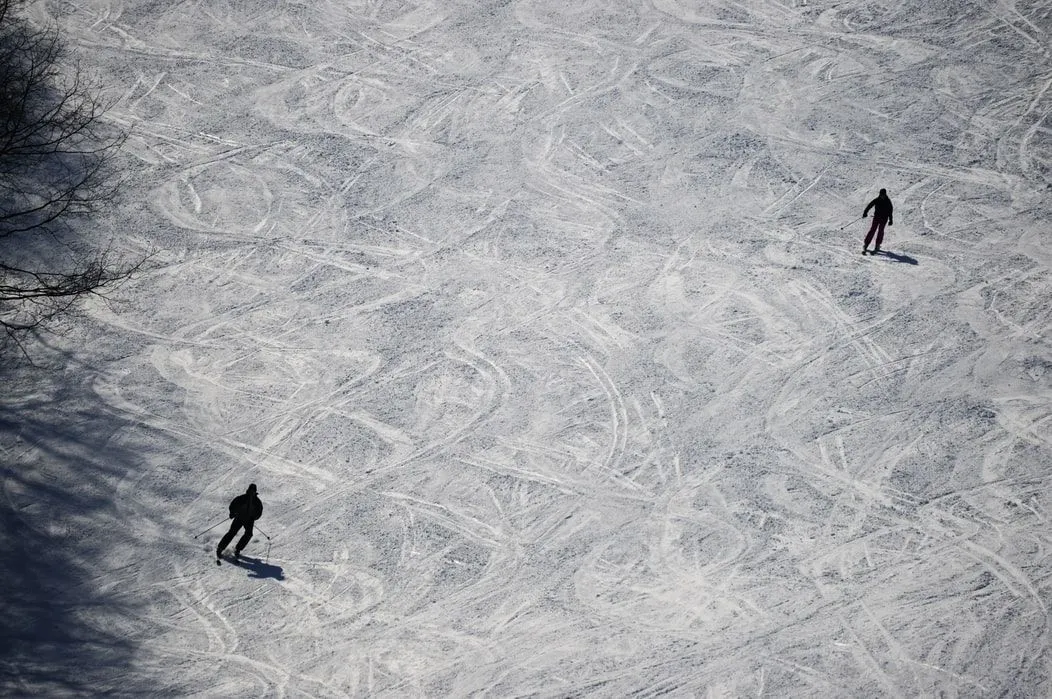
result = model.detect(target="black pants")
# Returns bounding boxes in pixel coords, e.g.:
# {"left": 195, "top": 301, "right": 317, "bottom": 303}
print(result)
{"left": 217, "top": 518, "right": 254, "bottom": 553}
{"left": 864, "top": 216, "right": 888, "bottom": 250}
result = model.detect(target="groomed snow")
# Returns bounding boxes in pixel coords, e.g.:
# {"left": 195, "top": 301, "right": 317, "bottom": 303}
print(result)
{"left": 2, "top": 0, "right": 1051, "bottom": 695}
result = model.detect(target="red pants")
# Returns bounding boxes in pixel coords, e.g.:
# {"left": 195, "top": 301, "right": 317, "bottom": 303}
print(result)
{"left": 864, "top": 217, "right": 888, "bottom": 250}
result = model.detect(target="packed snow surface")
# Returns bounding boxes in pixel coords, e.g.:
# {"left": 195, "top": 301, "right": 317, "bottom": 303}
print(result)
{"left": 3, "top": 0, "right": 1051, "bottom": 695}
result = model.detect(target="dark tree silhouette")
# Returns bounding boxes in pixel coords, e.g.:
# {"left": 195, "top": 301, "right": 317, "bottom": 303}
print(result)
{"left": 0, "top": 0, "right": 138, "bottom": 350}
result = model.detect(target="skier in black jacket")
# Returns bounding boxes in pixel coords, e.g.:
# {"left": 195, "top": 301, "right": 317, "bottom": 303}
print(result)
{"left": 216, "top": 483, "right": 263, "bottom": 559}
{"left": 862, "top": 188, "right": 894, "bottom": 255}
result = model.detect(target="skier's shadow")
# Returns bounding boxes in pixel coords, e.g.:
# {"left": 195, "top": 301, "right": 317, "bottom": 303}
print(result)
{"left": 873, "top": 250, "right": 919, "bottom": 265}
{"left": 230, "top": 556, "right": 285, "bottom": 580}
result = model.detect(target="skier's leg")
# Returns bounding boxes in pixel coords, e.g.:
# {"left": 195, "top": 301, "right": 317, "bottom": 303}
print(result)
{"left": 217, "top": 520, "right": 242, "bottom": 554}
{"left": 235, "top": 522, "right": 254, "bottom": 554}
{"left": 874, "top": 220, "right": 886, "bottom": 251}
{"left": 863, "top": 219, "right": 879, "bottom": 251}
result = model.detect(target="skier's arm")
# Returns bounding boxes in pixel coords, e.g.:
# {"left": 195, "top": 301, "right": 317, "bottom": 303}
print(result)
{"left": 888, "top": 202, "right": 894, "bottom": 226}
{"left": 863, "top": 198, "right": 875, "bottom": 217}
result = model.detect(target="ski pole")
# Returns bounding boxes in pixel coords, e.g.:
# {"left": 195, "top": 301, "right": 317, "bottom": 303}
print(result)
{"left": 255, "top": 525, "right": 272, "bottom": 541}
{"left": 192, "top": 518, "right": 227, "bottom": 539}
{"left": 839, "top": 215, "right": 864, "bottom": 230}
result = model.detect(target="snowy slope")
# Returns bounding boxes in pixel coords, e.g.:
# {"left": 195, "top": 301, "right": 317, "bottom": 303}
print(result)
{"left": 2, "top": 0, "right": 1050, "bottom": 695}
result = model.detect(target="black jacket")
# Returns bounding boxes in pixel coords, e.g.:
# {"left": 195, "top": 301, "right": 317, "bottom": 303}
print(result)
{"left": 864, "top": 193, "right": 894, "bottom": 223}
{"left": 229, "top": 493, "right": 263, "bottom": 522}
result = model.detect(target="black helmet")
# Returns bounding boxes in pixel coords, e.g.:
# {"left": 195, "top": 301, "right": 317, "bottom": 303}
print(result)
{"left": 247, "top": 483, "right": 257, "bottom": 494}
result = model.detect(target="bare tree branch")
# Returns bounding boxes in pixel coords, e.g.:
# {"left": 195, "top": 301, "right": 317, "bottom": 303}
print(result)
{"left": 0, "top": 0, "right": 138, "bottom": 348}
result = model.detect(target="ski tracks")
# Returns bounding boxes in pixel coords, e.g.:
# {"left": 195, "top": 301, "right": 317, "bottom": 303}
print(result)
{"left": 40, "top": 0, "right": 1052, "bottom": 694}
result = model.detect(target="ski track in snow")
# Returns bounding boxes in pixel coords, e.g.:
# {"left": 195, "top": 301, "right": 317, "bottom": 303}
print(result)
{"left": 2, "top": 0, "right": 1050, "bottom": 695}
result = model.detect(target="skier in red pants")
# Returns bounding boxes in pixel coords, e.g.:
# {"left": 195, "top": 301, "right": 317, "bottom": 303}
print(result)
{"left": 216, "top": 483, "right": 263, "bottom": 559}
{"left": 862, "top": 188, "right": 893, "bottom": 255}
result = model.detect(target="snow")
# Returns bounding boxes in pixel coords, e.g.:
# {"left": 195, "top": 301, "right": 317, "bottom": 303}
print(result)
{"left": 2, "top": 0, "right": 1050, "bottom": 695}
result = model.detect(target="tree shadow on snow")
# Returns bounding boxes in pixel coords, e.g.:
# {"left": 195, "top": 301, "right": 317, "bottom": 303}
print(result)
{"left": 0, "top": 341, "right": 193, "bottom": 695}
{"left": 228, "top": 555, "right": 285, "bottom": 580}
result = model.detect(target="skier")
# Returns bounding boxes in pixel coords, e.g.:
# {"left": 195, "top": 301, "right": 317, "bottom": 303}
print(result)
{"left": 216, "top": 483, "right": 263, "bottom": 559}
{"left": 862, "top": 188, "right": 893, "bottom": 255}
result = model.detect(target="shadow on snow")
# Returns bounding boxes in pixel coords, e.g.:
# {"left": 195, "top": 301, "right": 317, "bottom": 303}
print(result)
{"left": 225, "top": 555, "right": 285, "bottom": 580}
{"left": 873, "top": 250, "right": 919, "bottom": 265}
{"left": 0, "top": 341, "right": 191, "bottom": 695}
